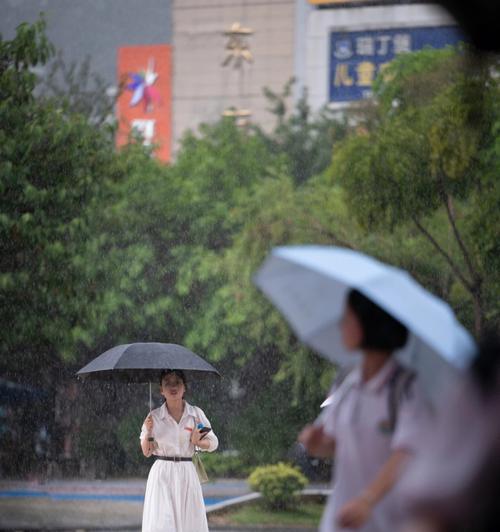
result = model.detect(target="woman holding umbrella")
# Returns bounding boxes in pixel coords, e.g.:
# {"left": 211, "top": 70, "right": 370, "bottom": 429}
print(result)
{"left": 140, "top": 369, "right": 218, "bottom": 532}
{"left": 299, "top": 289, "right": 431, "bottom": 532}
{"left": 255, "top": 245, "right": 475, "bottom": 531}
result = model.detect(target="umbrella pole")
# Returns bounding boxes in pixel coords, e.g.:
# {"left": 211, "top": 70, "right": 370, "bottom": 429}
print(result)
{"left": 149, "top": 382, "right": 152, "bottom": 412}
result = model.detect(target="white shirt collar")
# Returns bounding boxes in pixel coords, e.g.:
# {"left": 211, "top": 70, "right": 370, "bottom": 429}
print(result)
{"left": 159, "top": 400, "right": 197, "bottom": 421}
{"left": 352, "top": 357, "right": 399, "bottom": 393}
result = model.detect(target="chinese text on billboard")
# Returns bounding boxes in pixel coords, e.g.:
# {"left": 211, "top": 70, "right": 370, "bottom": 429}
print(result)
{"left": 330, "top": 26, "right": 463, "bottom": 103}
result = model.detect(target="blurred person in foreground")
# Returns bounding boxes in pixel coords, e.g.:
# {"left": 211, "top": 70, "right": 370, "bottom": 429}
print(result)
{"left": 398, "top": 332, "right": 500, "bottom": 532}
{"left": 139, "top": 369, "right": 218, "bottom": 532}
{"left": 299, "top": 289, "right": 432, "bottom": 532}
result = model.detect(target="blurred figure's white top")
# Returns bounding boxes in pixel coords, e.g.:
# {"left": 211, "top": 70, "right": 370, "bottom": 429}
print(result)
{"left": 317, "top": 359, "right": 432, "bottom": 532}
{"left": 397, "top": 372, "right": 499, "bottom": 514}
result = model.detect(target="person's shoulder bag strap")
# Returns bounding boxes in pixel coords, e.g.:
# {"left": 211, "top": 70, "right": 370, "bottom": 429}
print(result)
{"left": 387, "top": 364, "right": 416, "bottom": 434}
{"left": 191, "top": 405, "right": 209, "bottom": 483}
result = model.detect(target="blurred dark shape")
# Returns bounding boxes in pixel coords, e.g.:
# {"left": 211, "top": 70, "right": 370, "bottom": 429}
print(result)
{"left": 401, "top": 332, "right": 500, "bottom": 532}
{"left": 0, "top": 378, "right": 47, "bottom": 405}
{"left": 435, "top": 0, "right": 500, "bottom": 52}
{"left": 452, "top": 449, "right": 500, "bottom": 532}
{"left": 448, "top": 331, "right": 500, "bottom": 531}
{"left": 287, "top": 441, "right": 332, "bottom": 482}
{"left": 470, "top": 329, "right": 500, "bottom": 396}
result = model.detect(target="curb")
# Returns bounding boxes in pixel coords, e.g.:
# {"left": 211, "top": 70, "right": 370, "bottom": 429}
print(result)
{"left": 207, "top": 488, "right": 331, "bottom": 514}
{"left": 206, "top": 488, "right": 330, "bottom": 530}
{"left": 209, "top": 527, "right": 317, "bottom": 531}
{"left": 207, "top": 493, "right": 262, "bottom": 514}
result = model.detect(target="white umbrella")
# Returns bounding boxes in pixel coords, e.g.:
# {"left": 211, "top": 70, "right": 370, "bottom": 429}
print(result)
{"left": 254, "top": 245, "right": 476, "bottom": 405}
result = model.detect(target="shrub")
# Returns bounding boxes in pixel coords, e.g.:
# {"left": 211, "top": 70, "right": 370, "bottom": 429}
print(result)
{"left": 201, "top": 450, "right": 251, "bottom": 478}
{"left": 248, "top": 462, "right": 308, "bottom": 510}
{"left": 115, "top": 407, "right": 150, "bottom": 475}
{"left": 228, "top": 380, "right": 330, "bottom": 467}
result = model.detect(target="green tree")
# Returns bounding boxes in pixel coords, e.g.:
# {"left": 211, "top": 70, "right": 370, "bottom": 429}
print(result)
{"left": 0, "top": 18, "right": 146, "bottom": 476}
{"left": 38, "top": 49, "right": 119, "bottom": 127}
{"left": 0, "top": 18, "right": 365, "bottom": 473}
{"left": 74, "top": 143, "right": 181, "bottom": 352}
{"left": 257, "top": 80, "right": 348, "bottom": 185}
{"left": 0, "top": 18, "right": 122, "bottom": 378}
{"left": 180, "top": 153, "right": 359, "bottom": 462}
{"left": 331, "top": 47, "right": 500, "bottom": 335}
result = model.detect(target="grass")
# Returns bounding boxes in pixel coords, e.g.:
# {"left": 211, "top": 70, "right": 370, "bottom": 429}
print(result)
{"left": 208, "top": 500, "right": 324, "bottom": 527}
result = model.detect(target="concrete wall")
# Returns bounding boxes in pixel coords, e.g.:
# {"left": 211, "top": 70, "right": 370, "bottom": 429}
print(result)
{"left": 172, "top": 0, "right": 295, "bottom": 147}
{"left": 0, "top": 0, "right": 172, "bottom": 90}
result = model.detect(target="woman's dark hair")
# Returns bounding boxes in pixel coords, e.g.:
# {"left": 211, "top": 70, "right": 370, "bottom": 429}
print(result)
{"left": 347, "top": 289, "right": 408, "bottom": 351}
{"left": 159, "top": 369, "right": 187, "bottom": 387}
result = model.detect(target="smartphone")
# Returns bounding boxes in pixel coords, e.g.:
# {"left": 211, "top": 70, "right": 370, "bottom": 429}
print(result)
{"left": 199, "top": 426, "right": 212, "bottom": 439}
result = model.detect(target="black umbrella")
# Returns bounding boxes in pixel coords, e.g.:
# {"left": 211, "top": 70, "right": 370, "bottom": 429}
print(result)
{"left": 76, "top": 342, "right": 221, "bottom": 410}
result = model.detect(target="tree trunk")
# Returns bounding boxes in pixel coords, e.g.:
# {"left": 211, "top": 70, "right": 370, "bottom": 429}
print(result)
{"left": 411, "top": 216, "right": 484, "bottom": 338}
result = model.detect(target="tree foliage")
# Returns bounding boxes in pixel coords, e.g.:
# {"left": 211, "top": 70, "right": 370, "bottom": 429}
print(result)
{"left": 0, "top": 19, "right": 123, "bottom": 377}
{"left": 2, "top": 21, "right": 498, "bottom": 477}
{"left": 331, "top": 47, "right": 500, "bottom": 335}
{"left": 258, "top": 80, "right": 348, "bottom": 184}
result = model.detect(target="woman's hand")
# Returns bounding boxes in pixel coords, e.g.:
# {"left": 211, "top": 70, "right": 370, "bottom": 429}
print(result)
{"left": 336, "top": 495, "right": 373, "bottom": 529}
{"left": 191, "top": 423, "right": 210, "bottom": 449}
{"left": 144, "top": 414, "right": 154, "bottom": 436}
{"left": 141, "top": 414, "right": 155, "bottom": 457}
{"left": 191, "top": 427, "right": 203, "bottom": 446}
{"left": 298, "top": 424, "right": 336, "bottom": 458}
{"left": 336, "top": 449, "right": 410, "bottom": 528}
{"left": 298, "top": 424, "right": 321, "bottom": 449}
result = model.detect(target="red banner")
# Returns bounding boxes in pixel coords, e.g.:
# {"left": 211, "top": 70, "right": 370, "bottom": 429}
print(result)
{"left": 117, "top": 44, "right": 172, "bottom": 162}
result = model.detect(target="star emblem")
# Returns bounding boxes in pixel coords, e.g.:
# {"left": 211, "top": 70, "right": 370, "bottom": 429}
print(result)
{"left": 126, "top": 58, "right": 161, "bottom": 112}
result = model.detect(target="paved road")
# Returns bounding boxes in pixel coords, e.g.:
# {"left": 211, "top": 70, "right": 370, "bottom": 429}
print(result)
{"left": 0, "top": 478, "right": 326, "bottom": 531}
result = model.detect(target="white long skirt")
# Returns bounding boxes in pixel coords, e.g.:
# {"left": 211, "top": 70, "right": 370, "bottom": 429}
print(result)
{"left": 142, "top": 459, "right": 208, "bottom": 532}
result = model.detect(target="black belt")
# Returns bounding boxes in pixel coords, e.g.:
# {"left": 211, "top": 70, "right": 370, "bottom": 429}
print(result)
{"left": 155, "top": 456, "right": 192, "bottom": 462}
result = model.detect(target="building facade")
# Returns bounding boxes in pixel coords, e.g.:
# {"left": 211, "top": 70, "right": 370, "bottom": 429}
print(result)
{"left": 1, "top": 0, "right": 173, "bottom": 161}
{"left": 172, "top": 0, "right": 296, "bottom": 148}
{"left": 0, "top": 0, "right": 172, "bottom": 90}
{"left": 1, "top": 1, "right": 463, "bottom": 158}
{"left": 299, "top": 1, "right": 462, "bottom": 112}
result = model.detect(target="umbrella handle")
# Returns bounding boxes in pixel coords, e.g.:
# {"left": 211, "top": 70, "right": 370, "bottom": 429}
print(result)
{"left": 149, "top": 382, "right": 152, "bottom": 412}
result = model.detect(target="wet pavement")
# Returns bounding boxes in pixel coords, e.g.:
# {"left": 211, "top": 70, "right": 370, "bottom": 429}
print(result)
{"left": 0, "top": 478, "right": 326, "bottom": 531}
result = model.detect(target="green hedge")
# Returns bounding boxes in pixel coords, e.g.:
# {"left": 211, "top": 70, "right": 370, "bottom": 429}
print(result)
{"left": 115, "top": 407, "right": 150, "bottom": 475}
{"left": 201, "top": 450, "right": 251, "bottom": 478}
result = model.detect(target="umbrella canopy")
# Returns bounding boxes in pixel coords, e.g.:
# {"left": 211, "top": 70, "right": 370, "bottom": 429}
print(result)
{"left": 76, "top": 343, "right": 221, "bottom": 383}
{"left": 254, "top": 245, "right": 476, "bottom": 404}
{"left": 76, "top": 343, "right": 221, "bottom": 412}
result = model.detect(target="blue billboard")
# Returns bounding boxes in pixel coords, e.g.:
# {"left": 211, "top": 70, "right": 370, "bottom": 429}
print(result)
{"left": 329, "top": 26, "right": 464, "bottom": 102}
